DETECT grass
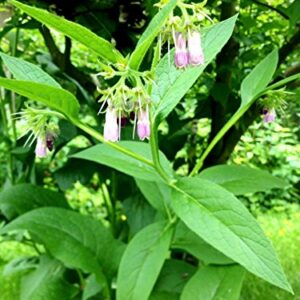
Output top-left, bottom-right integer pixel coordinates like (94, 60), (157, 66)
(0, 207), (300, 299)
(0, 241), (34, 300)
(241, 207), (300, 300)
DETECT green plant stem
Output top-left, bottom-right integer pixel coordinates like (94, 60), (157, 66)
(189, 73), (300, 176)
(149, 123), (171, 183)
(73, 119), (154, 167)
(101, 183), (115, 235)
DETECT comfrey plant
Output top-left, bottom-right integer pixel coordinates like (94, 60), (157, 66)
(14, 107), (59, 158)
(0, 0), (298, 299)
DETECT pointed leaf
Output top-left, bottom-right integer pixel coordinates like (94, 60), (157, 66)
(198, 165), (287, 195)
(117, 221), (173, 300)
(73, 141), (172, 182)
(171, 177), (292, 293)
(0, 52), (61, 88)
(240, 49), (278, 107)
(0, 207), (125, 280)
(181, 265), (245, 300)
(0, 78), (80, 119)
(152, 15), (237, 123)
(12, 0), (124, 64)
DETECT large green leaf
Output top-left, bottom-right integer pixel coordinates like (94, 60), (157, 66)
(12, 0), (124, 64)
(152, 15), (237, 123)
(73, 142), (173, 182)
(172, 222), (232, 265)
(21, 256), (78, 300)
(0, 78), (80, 119)
(0, 52), (61, 88)
(117, 221), (173, 300)
(198, 165), (287, 195)
(129, 0), (177, 70)
(240, 49), (278, 107)
(0, 183), (69, 219)
(0, 207), (125, 280)
(152, 259), (196, 295)
(135, 179), (171, 213)
(181, 265), (245, 300)
(171, 177), (292, 293)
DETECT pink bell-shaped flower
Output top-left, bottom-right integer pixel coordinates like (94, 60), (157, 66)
(174, 33), (188, 68)
(104, 108), (119, 141)
(137, 109), (150, 141)
(35, 137), (47, 158)
(188, 30), (204, 66)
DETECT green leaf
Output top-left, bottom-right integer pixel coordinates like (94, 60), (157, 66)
(198, 165), (287, 195)
(73, 141), (172, 182)
(135, 179), (170, 213)
(11, 0), (124, 64)
(240, 49), (278, 107)
(172, 222), (232, 265)
(0, 183), (69, 220)
(117, 221), (173, 300)
(0, 52), (61, 88)
(152, 15), (237, 123)
(123, 193), (156, 236)
(129, 0), (177, 70)
(0, 207), (125, 280)
(152, 259), (196, 295)
(0, 78), (80, 119)
(82, 275), (103, 300)
(170, 177), (292, 293)
(181, 265), (245, 300)
(150, 291), (178, 300)
(21, 256), (78, 300)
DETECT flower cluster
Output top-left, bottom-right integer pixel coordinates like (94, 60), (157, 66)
(157, 0), (211, 69)
(174, 30), (204, 68)
(260, 88), (290, 124)
(98, 84), (151, 142)
(15, 107), (59, 158)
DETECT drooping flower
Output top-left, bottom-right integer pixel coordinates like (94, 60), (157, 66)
(104, 107), (119, 141)
(263, 107), (276, 123)
(188, 30), (204, 66)
(35, 136), (47, 158)
(137, 108), (150, 140)
(174, 33), (188, 68)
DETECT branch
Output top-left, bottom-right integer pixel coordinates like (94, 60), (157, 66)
(251, 0), (289, 20)
(279, 28), (300, 65)
(39, 26), (96, 94)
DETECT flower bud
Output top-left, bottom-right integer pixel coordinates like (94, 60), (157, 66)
(35, 137), (47, 158)
(188, 31), (204, 66)
(104, 108), (119, 141)
(137, 109), (150, 141)
(263, 107), (276, 123)
(174, 33), (188, 68)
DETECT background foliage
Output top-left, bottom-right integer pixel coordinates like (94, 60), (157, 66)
(0, 0), (299, 299)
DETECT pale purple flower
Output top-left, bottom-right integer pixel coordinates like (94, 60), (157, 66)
(137, 109), (150, 140)
(263, 107), (276, 123)
(104, 107), (119, 142)
(188, 31), (204, 66)
(174, 33), (188, 68)
(35, 137), (47, 158)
